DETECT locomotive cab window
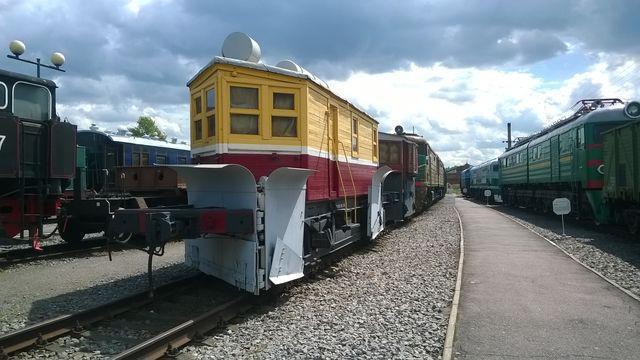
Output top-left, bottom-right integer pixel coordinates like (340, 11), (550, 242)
(230, 86), (259, 135)
(271, 91), (298, 137)
(13, 82), (51, 121)
(195, 119), (203, 140)
(192, 93), (204, 141)
(0, 82), (6, 109)
(206, 88), (216, 137)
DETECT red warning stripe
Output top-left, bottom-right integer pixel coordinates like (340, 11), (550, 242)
(586, 180), (603, 188)
(587, 159), (603, 168)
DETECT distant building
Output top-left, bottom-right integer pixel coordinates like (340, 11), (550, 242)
(446, 163), (471, 187)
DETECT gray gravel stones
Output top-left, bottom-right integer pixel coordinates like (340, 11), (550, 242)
(496, 206), (640, 298)
(182, 195), (460, 359)
(0, 241), (195, 337)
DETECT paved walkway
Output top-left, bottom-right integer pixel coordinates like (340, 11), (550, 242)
(453, 198), (640, 359)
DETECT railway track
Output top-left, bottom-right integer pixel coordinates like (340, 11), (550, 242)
(0, 237), (119, 269)
(0, 274), (258, 359)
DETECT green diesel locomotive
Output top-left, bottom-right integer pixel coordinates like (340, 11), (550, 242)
(602, 103), (640, 233)
(498, 99), (640, 226)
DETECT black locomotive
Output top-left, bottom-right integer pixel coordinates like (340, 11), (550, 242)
(0, 69), (76, 245)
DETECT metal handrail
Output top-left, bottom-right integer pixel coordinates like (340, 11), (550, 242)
(338, 141), (358, 222)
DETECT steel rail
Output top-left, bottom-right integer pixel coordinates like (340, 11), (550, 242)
(0, 274), (201, 357)
(0, 237), (115, 268)
(112, 295), (255, 360)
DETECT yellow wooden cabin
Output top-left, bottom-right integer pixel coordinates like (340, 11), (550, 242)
(187, 56), (379, 201)
(187, 57), (379, 169)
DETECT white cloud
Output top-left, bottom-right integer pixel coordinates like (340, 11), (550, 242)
(327, 56), (640, 167)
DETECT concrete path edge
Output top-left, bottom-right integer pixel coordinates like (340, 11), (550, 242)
(442, 200), (465, 360)
(493, 207), (640, 303)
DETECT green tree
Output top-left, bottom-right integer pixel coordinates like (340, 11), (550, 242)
(128, 116), (167, 140)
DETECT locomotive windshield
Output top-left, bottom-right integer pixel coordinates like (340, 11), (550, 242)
(0, 82), (6, 108)
(593, 123), (624, 143)
(13, 82), (51, 121)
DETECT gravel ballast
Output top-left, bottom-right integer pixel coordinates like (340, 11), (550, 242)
(181, 195), (460, 359)
(493, 205), (640, 298)
(0, 241), (195, 336)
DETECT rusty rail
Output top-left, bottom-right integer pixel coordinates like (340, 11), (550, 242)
(0, 274), (201, 358)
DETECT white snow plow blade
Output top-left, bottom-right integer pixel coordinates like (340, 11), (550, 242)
(404, 178), (416, 218)
(168, 164), (260, 293)
(265, 168), (313, 286)
(368, 166), (393, 240)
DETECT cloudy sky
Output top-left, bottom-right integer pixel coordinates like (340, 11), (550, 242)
(1, 0), (638, 166)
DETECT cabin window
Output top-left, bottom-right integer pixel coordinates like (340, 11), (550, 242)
(272, 116), (296, 137)
(202, 87), (216, 138)
(156, 153), (167, 164)
(207, 115), (215, 137)
(132, 153), (140, 166)
(593, 124), (620, 144)
(230, 114), (259, 135)
(0, 82), (6, 109)
(352, 117), (359, 153)
(206, 88), (215, 111)
(13, 82), (51, 121)
(273, 93), (294, 110)
(195, 119), (203, 140)
(230, 86), (258, 109)
(388, 142), (401, 163)
(492, 164), (499, 172)
(141, 152), (150, 166)
(194, 96), (202, 115)
(191, 91), (205, 143)
(271, 91), (298, 137)
(230, 86), (259, 135)
(577, 127), (584, 149)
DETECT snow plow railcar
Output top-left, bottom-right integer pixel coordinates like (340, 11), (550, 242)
(107, 33), (447, 294)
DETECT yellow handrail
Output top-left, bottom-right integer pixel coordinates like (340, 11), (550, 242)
(338, 141), (357, 222)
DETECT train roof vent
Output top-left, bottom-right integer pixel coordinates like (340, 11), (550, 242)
(117, 129), (127, 136)
(276, 60), (303, 73)
(90, 124), (99, 131)
(171, 137), (178, 143)
(221, 32), (261, 63)
(276, 59), (330, 88)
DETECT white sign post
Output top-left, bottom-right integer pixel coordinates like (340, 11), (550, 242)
(553, 198), (571, 236)
(484, 189), (492, 205)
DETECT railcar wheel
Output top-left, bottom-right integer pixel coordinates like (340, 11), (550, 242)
(58, 217), (85, 245)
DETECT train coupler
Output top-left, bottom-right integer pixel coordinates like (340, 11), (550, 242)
(106, 207), (254, 248)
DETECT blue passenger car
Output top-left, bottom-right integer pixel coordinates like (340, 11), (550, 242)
(77, 128), (190, 191)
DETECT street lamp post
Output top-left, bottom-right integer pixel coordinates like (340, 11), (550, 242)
(6, 40), (65, 78)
